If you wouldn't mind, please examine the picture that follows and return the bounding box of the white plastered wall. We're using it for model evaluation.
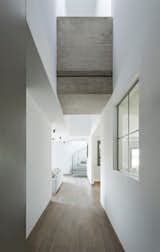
[87,124,101,184]
[100,0,160,251]
[26,91,52,237]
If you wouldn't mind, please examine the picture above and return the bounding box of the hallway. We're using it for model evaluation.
[27,177,124,252]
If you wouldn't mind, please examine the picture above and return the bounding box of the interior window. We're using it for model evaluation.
[117,82,139,178]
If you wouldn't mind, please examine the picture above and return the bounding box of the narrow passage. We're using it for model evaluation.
[27,176,124,252]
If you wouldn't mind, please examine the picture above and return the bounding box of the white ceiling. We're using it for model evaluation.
[51,114,100,140]
[64,114,99,136]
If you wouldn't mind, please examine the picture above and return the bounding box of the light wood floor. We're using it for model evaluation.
[27,176,124,252]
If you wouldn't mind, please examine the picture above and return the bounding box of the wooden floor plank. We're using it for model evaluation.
[27,177,124,252]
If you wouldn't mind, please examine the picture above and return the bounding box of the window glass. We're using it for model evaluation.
[129,84,139,133]
[118,137,128,172]
[118,96,128,137]
[129,131,139,175]
[117,82,139,178]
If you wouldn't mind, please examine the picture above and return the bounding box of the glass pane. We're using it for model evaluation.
[129,84,139,133]
[118,137,128,171]
[118,96,128,137]
[129,131,139,176]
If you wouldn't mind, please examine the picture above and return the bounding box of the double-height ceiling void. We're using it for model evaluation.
[57,17,113,114]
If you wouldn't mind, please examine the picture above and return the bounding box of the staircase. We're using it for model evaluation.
[72,147,87,177]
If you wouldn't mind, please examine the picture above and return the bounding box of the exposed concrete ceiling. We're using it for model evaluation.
[57,17,113,114]
[58,94,111,114]
[57,76,112,94]
[57,17,112,73]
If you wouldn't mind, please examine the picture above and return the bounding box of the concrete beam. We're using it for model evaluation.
[57,76,112,94]
[58,94,111,114]
[57,17,113,114]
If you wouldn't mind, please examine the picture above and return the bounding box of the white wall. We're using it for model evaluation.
[87,125,101,184]
[27,0,57,91]
[87,136,94,184]
[56,0,66,16]
[26,91,52,237]
[101,0,160,251]
[65,0,97,16]
[52,141,87,175]
[65,0,111,17]
[96,0,111,16]
[27,29,65,125]
[26,21,65,238]
[0,1,26,250]
[26,1,66,238]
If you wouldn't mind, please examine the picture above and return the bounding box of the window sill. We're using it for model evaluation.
[119,170,139,181]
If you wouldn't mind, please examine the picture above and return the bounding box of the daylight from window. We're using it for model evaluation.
[117,82,139,178]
